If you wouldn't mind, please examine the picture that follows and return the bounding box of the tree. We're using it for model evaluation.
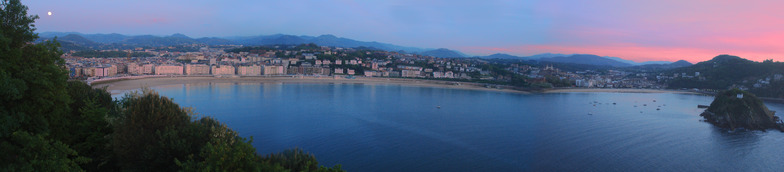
[260,148,345,172]
[1,131,84,171]
[112,89,193,171]
[1,0,80,170]
[176,118,262,172]
[1,2,345,170]
[50,81,118,171]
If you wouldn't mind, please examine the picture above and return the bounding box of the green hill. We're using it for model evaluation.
[701,89,784,131]
[666,55,784,97]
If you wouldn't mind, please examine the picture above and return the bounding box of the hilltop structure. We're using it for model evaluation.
[700,89,784,131]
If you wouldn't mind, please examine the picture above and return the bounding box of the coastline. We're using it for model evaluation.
[542,88,700,94]
[92,76,706,96]
[92,76,530,95]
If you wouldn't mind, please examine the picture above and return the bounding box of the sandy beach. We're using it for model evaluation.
[92,76,705,96]
[92,76,530,94]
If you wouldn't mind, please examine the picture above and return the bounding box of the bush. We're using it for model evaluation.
[112,89,193,171]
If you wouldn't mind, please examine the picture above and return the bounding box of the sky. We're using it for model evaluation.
[26,0,784,63]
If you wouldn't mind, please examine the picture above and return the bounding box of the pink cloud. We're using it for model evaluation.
[486,0,784,63]
[461,43,782,63]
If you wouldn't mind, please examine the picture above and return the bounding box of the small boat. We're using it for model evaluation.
[612,102,616,105]
[656,108,660,110]
[436,106,441,109]
[653,100,657,102]
[643,104,647,106]
[588,112,593,115]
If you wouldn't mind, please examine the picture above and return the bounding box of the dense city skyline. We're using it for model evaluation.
[27,0,784,62]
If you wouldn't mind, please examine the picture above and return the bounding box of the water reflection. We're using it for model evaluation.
[147,83,784,172]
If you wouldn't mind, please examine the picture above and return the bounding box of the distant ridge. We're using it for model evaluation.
[39,32,437,53]
[58,34,98,47]
[539,54,633,67]
[228,34,429,53]
[526,53,572,60]
[667,54,783,91]
[418,48,466,58]
[39,32,681,66]
[482,53,523,59]
[670,60,693,67]
[478,53,679,67]
[479,53,571,60]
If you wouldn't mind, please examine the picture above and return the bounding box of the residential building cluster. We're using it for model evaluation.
[64,46,485,81]
[63,45,668,89]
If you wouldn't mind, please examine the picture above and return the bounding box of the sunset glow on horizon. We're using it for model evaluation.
[26,0,784,62]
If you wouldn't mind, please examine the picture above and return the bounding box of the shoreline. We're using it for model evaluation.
[92,76,702,96]
[92,76,530,95]
[542,88,700,94]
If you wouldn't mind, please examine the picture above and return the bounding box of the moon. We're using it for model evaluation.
[47,11,52,16]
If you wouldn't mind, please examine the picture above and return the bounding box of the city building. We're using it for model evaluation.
[155,65,183,75]
[185,64,210,75]
[212,65,236,75]
[238,65,262,76]
[262,65,286,75]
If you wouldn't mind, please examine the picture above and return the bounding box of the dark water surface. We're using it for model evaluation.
[145,83,784,171]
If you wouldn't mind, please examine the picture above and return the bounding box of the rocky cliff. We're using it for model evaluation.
[700,89,784,131]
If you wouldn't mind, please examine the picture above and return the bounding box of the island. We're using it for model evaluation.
[700,89,784,131]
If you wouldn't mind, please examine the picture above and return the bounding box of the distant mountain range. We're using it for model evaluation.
[37,32,467,57]
[38,32,689,67]
[418,48,468,58]
[539,54,634,67]
[630,60,693,71]
[479,53,688,67]
[480,53,566,60]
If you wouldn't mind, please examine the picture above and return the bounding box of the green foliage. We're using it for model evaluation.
[0,131,84,171]
[112,89,193,171]
[546,75,572,87]
[226,46,277,54]
[261,148,345,172]
[72,98,116,170]
[176,118,262,172]
[529,82,554,89]
[750,80,784,98]
[478,63,511,76]
[226,43,320,54]
[295,43,320,50]
[0,0,38,48]
[703,89,783,131]
[667,55,784,93]
[344,50,386,60]
[115,90,343,172]
[72,50,154,58]
[509,75,529,87]
[50,81,118,171]
[1,0,80,169]
[317,54,337,61]
[262,148,319,171]
[2,1,342,171]
[0,20,69,137]
[155,45,201,52]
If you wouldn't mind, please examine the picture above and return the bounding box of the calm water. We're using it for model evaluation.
[141,82,784,171]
